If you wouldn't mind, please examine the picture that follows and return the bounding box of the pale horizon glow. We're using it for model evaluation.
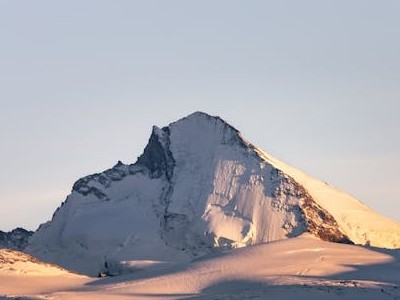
[1,1,399,231]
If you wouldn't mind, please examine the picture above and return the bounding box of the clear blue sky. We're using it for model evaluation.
[1,1,399,231]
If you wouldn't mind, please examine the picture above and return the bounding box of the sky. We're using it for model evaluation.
[0,1,399,231]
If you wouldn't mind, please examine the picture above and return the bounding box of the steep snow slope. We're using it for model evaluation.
[27,112,400,276]
[27,163,191,275]
[157,113,349,252]
[255,149,400,248]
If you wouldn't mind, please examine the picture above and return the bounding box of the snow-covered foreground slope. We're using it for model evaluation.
[2,235,400,299]
[0,248,72,276]
[27,112,400,276]
[0,249,89,298]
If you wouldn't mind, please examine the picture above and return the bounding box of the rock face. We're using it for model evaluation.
[26,112,400,276]
[0,228,33,251]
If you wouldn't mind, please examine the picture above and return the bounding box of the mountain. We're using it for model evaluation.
[0,228,33,251]
[26,112,400,276]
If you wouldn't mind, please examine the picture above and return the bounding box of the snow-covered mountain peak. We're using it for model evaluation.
[164,111,244,150]
[27,112,400,276]
[173,111,232,127]
[169,111,247,148]
[136,112,247,181]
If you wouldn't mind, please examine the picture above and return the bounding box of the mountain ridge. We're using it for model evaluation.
[0,227,33,251]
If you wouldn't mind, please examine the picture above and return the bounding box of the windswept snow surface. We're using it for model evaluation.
[27,112,400,276]
[0,248,75,276]
[0,249,89,298]
[2,235,400,299]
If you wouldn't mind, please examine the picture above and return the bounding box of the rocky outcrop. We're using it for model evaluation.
[0,228,33,251]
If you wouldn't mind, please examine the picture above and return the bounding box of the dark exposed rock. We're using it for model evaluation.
[0,228,34,251]
[71,162,132,199]
[298,190,353,244]
[136,126,175,180]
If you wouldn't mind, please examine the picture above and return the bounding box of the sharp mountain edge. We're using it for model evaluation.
[26,112,400,276]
